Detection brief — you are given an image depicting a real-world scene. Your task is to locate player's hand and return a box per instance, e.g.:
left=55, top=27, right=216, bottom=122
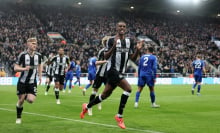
left=113, top=36, right=120, bottom=47
left=154, top=79, right=156, bottom=83
left=24, top=66, right=31, bottom=71
left=136, top=40, right=144, bottom=51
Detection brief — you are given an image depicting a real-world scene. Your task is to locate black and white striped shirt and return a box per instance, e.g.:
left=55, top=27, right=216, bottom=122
left=46, top=62, right=55, bottom=76
left=16, top=51, right=42, bottom=84
left=51, top=55, right=70, bottom=76
left=96, top=48, right=107, bottom=77
left=106, top=37, right=134, bottom=74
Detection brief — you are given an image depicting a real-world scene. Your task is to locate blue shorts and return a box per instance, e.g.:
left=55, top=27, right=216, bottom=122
left=88, top=72, right=96, bottom=80
left=194, top=75, right=202, bottom=82
left=75, top=73, right=81, bottom=79
left=138, top=76, right=155, bottom=87
left=65, top=71, right=74, bottom=80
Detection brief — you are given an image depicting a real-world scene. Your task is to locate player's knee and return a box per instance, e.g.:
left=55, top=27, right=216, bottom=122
left=101, top=92, right=112, bottom=100
left=26, top=98, right=34, bottom=104
left=126, top=89, right=132, bottom=93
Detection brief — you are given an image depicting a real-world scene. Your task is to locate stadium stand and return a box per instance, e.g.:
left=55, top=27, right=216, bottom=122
left=0, top=3, right=219, bottom=77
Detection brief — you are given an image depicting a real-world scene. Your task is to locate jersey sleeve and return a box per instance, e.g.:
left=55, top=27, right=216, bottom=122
left=39, top=54, right=42, bottom=65
left=153, top=56, right=157, bottom=79
left=138, top=58, right=142, bottom=77
left=15, top=53, right=24, bottom=65
left=105, top=38, right=114, bottom=52
left=66, top=56, right=70, bottom=65
left=129, top=39, right=135, bottom=55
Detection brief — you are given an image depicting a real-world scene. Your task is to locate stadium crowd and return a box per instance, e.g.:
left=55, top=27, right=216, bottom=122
left=0, top=3, right=219, bottom=76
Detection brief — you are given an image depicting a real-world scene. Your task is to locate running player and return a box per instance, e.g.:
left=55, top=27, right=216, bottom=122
left=44, top=53, right=55, bottom=95
left=80, top=21, right=143, bottom=129
left=49, top=47, right=70, bottom=104
left=87, top=36, right=110, bottom=115
left=14, top=37, right=42, bottom=124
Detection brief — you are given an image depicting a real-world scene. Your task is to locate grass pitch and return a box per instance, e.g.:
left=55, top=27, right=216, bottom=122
left=0, top=84, right=220, bottom=133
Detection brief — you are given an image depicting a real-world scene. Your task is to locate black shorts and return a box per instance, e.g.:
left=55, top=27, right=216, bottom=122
left=46, top=74, right=53, bottom=82
left=106, top=69, right=124, bottom=88
left=92, top=75, right=107, bottom=89
left=17, top=82, right=37, bottom=96
left=54, top=74, right=65, bottom=85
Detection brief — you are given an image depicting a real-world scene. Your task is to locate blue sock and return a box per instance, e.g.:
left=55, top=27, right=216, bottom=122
left=135, top=91, right=140, bottom=102
left=74, top=80, right=77, bottom=85
left=79, top=81, right=81, bottom=86
left=192, top=83, right=197, bottom=89
left=150, top=92, right=155, bottom=103
left=197, top=85, right=201, bottom=93
left=64, top=80, right=68, bottom=90
left=85, top=84, right=91, bottom=90
left=69, top=81, right=72, bottom=90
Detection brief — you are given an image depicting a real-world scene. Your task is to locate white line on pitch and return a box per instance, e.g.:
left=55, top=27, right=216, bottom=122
left=0, top=107, right=164, bottom=133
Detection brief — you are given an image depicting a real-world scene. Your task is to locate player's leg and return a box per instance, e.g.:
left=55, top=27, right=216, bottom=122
left=45, top=77, right=50, bottom=95
left=83, top=73, right=94, bottom=89
left=147, top=76, right=160, bottom=108
left=63, top=73, right=70, bottom=92
left=135, top=76, right=145, bottom=108
left=26, top=83, right=37, bottom=103
left=115, top=79, right=131, bottom=129
left=197, top=76, right=202, bottom=95
left=148, top=86, right=160, bottom=108
left=90, top=76, right=102, bottom=102
left=54, top=75, right=61, bottom=104
left=135, top=86, right=143, bottom=108
left=16, top=83, right=26, bottom=124
left=192, top=75, right=198, bottom=95
left=83, top=73, right=94, bottom=95
left=68, top=73, right=73, bottom=93
left=80, top=83, right=115, bottom=119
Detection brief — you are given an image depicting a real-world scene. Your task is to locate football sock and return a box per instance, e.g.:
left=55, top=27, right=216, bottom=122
left=89, top=94, right=96, bottom=102
left=78, top=80, right=81, bottom=86
left=197, top=85, right=201, bottom=93
left=16, top=105, right=23, bottom=118
left=46, top=85, right=50, bottom=92
left=85, top=83, right=91, bottom=90
left=118, top=91, right=130, bottom=115
left=87, top=95, right=102, bottom=108
left=64, top=81, right=67, bottom=90
left=150, top=91, right=155, bottom=103
left=135, top=91, right=140, bottom=102
left=192, top=83, right=197, bottom=89
left=54, top=88, right=59, bottom=99
left=69, top=81, right=72, bottom=89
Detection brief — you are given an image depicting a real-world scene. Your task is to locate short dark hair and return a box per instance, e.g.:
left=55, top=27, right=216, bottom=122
left=148, top=47, right=154, bottom=53
left=117, top=21, right=126, bottom=26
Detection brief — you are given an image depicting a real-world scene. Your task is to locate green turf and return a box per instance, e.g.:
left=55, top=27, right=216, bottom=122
left=0, top=84, right=220, bottom=133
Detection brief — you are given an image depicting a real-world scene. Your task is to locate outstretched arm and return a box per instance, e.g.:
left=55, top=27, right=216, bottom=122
left=130, top=41, right=144, bottom=61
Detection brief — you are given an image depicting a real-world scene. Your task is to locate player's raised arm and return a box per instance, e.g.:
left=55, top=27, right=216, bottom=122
left=130, top=40, right=144, bottom=61
left=95, top=60, right=108, bottom=65
left=104, top=36, right=118, bottom=59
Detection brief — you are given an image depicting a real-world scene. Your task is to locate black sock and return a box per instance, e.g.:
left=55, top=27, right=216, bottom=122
left=89, top=94, right=96, bottom=102
left=46, top=85, right=50, bottom=92
left=16, top=106, right=23, bottom=118
left=55, top=89, right=59, bottom=99
left=118, top=94, right=129, bottom=116
left=87, top=96, right=102, bottom=108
